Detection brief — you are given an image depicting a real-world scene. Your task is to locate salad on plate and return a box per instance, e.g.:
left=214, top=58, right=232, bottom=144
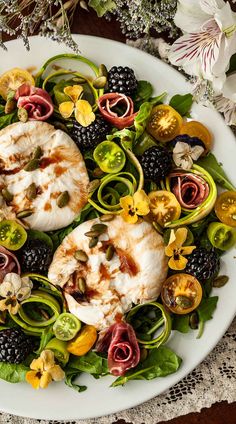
left=0, top=54, right=235, bottom=392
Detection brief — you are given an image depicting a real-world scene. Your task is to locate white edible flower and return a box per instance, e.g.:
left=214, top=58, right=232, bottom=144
left=214, top=73, right=236, bottom=125
left=0, top=273, right=33, bottom=315
left=173, top=141, right=204, bottom=170
left=169, top=0, right=236, bottom=92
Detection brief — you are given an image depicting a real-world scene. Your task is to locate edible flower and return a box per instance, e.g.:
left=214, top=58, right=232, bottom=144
left=0, top=273, right=32, bottom=315
left=173, top=141, right=204, bottom=170
left=26, top=349, right=65, bottom=390
left=59, top=85, right=95, bottom=127
left=120, top=190, right=150, bottom=224
left=165, top=228, right=196, bottom=270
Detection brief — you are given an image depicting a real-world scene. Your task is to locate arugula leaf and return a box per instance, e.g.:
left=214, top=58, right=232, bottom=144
left=134, top=80, right=153, bottom=108
left=169, top=93, right=193, bottom=116
left=197, top=153, right=235, bottom=191
left=172, top=314, right=190, bottom=333
left=0, top=362, right=29, bottom=383
left=88, top=0, right=116, bottom=17
left=197, top=296, right=218, bottom=338
left=134, top=102, right=152, bottom=140
left=0, top=111, right=18, bottom=130
left=64, top=368, right=87, bottom=393
left=149, top=92, right=167, bottom=106
left=111, top=346, right=181, bottom=387
left=69, top=351, right=108, bottom=376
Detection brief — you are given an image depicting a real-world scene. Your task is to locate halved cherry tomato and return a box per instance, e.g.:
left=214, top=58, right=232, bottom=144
left=0, top=68, right=35, bottom=100
left=147, top=105, right=183, bottom=142
left=67, top=324, right=97, bottom=356
left=93, top=141, right=126, bottom=174
left=214, top=191, right=236, bottom=227
left=180, top=121, right=213, bottom=151
left=207, top=222, right=236, bottom=251
left=161, top=273, right=202, bottom=315
left=148, top=190, right=181, bottom=227
left=0, top=220, right=27, bottom=250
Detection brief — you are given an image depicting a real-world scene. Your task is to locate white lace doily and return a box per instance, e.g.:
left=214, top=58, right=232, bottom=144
left=0, top=37, right=236, bottom=424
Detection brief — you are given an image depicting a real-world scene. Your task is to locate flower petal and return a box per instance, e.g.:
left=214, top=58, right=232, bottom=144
left=0, top=299, right=8, bottom=312
left=25, top=371, right=41, bottom=390
left=40, top=371, right=52, bottom=389
left=120, top=195, right=134, bottom=210
left=168, top=255, right=188, bottom=270
left=3, top=273, right=22, bottom=294
left=181, top=245, right=196, bottom=255
left=75, top=100, right=95, bottom=127
left=59, top=101, right=74, bottom=119
left=120, top=209, right=138, bottom=224
left=48, top=365, right=65, bottom=382
left=40, top=349, right=55, bottom=371
left=0, top=281, right=14, bottom=298
left=133, top=190, right=150, bottom=216
left=175, top=0, right=208, bottom=33
left=30, top=357, right=44, bottom=372
left=200, top=0, right=225, bottom=15
left=64, top=85, right=83, bottom=103
left=191, top=145, right=205, bottom=160
left=222, top=73, right=236, bottom=103
left=8, top=301, right=20, bottom=315
left=174, top=227, right=188, bottom=247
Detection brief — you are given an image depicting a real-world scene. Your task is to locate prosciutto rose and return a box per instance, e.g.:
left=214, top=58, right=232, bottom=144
left=96, top=322, right=140, bottom=376
left=170, top=171, right=210, bottom=210
left=0, top=246, right=21, bottom=283
left=15, top=83, right=54, bottom=121
left=98, top=93, right=137, bottom=130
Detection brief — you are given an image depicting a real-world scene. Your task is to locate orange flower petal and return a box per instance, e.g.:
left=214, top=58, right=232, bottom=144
left=75, top=100, right=95, bottom=127
left=168, top=255, right=188, bottom=271
left=59, top=101, right=74, bottom=119
left=120, top=209, right=138, bottom=224
left=174, top=228, right=188, bottom=247
left=25, top=371, right=41, bottom=390
left=120, top=195, right=134, bottom=211
left=64, top=85, right=83, bottom=103
left=49, top=365, right=65, bottom=382
left=30, top=357, right=44, bottom=372
left=133, top=190, right=150, bottom=216
left=40, top=349, right=55, bottom=371
left=181, top=245, right=196, bottom=255
left=40, top=371, right=52, bottom=389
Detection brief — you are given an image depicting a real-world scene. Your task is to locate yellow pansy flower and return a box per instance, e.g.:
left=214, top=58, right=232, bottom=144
left=120, top=190, right=150, bottom=224
left=59, top=85, right=95, bottom=127
left=26, top=350, right=65, bottom=390
left=165, top=227, right=196, bottom=270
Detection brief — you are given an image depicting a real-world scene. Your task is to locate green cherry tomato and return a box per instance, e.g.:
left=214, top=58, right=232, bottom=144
left=0, top=220, right=27, bottom=250
left=207, top=222, right=236, bottom=251
left=53, top=312, right=81, bottom=341
left=46, top=337, right=70, bottom=366
left=93, top=141, right=126, bottom=174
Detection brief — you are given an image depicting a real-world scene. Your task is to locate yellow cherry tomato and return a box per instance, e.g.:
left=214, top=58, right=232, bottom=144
left=161, top=273, right=202, bottom=315
left=214, top=191, right=236, bottom=228
left=67, top=325, right=97, bottom=356
left=0, top=68, right=35, bottom=100
left=148, top=190, right=181, bottom=227
left=180, top=120, right=213, bottom=151
left=147, top=105, right=183, bottom=142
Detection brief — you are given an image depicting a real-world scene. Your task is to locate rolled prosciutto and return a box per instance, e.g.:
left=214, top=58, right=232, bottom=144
left=98, top=93, right=137, bottom=130
left=0, top=246, right=21, bottom=283
left=16, top=83, right=54, bottom=121
left=170, top=171, right=210, bottom=209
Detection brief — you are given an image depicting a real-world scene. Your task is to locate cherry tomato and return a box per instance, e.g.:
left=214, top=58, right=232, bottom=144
left=147, top=105, right=183, bottom=142
left=207, top=222, right=236, bottom=251
left=45, top=338, right=70, bottom=366
left=0, top=68, right=35, bottom=100
left=148, top=190, right=181, bottom=227
left=180, top=121, right=213, bottom=151
left=161, top=273, right=202, bottom=315
left=93, top=141, right=126, bottom=174
left=0, top=220, right=27, bottom=250
left=67, top=325, right=97, bottom=356
left=53, top=312, right=81, bottom=341
left=214, top=191, right=236, bottom=228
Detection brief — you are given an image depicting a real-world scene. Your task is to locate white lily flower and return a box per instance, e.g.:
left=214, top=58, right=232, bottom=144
left=173, top=141, right=204, bottom=170
left=169, top=0, right=236, bottom=92
left=0, top=273, right=33, bottom=315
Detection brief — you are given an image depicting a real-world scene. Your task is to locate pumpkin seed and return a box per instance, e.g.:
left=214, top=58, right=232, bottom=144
left=91, top=223, right=108, bottom=234
left=57, top=191, right=70, bottom=208
left=100, top=214, right=114, bottom=222
left=5, top=99, right=16, bottom=114
left=74, top=249, right=88, bottom=262
left=72, top=76, right=87, bottom=84
left=93, top=76, right=107, bottom=89
left=175, top=295, right=193, bottom=309
left=213, top=275, right=229, bottom=288
left=18, top=107, right=28, bottom=123
left=189, top=312, right=199, bottom=330
left=89, top=237, right=98, bottom=248
left=76, top=277, right=86, bottom=294
left=16, top=209, right=33, bottom=218
left=140, top=348, right=148, bottom=362
left=1, top=188, right=13, bottom=202
left=33, top=146, right=43, bottom=160
left=24, top=158, right=40, bottom=172
left=88, top=179, right=100, bottom=194
left=85, top=230, right=100, bottom=238
left=26, top=183, right=37, bottom=200
left=93, top=167, right=104, bottom=177
left=98, top=64, right=108, bottom=78
left=106, top=245, right=115, bottom=261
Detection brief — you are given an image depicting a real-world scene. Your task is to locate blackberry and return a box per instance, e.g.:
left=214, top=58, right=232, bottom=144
left=69, top=116, right=111, bottom=152
left=140, top=146, right=172, bottom=183
left=108, top=66, right=138, bottom=96
left=20, top=238, right=53, bottom=275
left=170, top=134, right=205, bottom=149
left=185, top=247, right=220, bottom=280
left=0, top=328, right=34, bottom=364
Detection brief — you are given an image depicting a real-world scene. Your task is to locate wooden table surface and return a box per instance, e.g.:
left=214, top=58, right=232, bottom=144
left=2, top=5, right=236, bottom=424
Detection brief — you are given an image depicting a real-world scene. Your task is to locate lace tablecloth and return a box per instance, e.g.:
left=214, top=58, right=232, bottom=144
left=0, top=38, right=236, bottom=424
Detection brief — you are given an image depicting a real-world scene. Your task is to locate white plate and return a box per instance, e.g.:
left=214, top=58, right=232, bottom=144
left=0, top=35, right=236, bottom=421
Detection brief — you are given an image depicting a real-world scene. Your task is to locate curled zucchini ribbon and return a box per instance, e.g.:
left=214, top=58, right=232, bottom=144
left=10, top=274, right=63, bottom=335
left=165, top=164, right=217, bottom=228
left=126, top=302, right=172, bottom=349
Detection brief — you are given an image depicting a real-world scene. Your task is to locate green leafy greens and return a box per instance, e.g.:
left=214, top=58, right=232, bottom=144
left=0, top=362, right=29, bottom=383
left=197, top=296, right=219, bottom=338
left=197, top=153, right=235, bottom=191
left=169, top=93, right=193, bottom=116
